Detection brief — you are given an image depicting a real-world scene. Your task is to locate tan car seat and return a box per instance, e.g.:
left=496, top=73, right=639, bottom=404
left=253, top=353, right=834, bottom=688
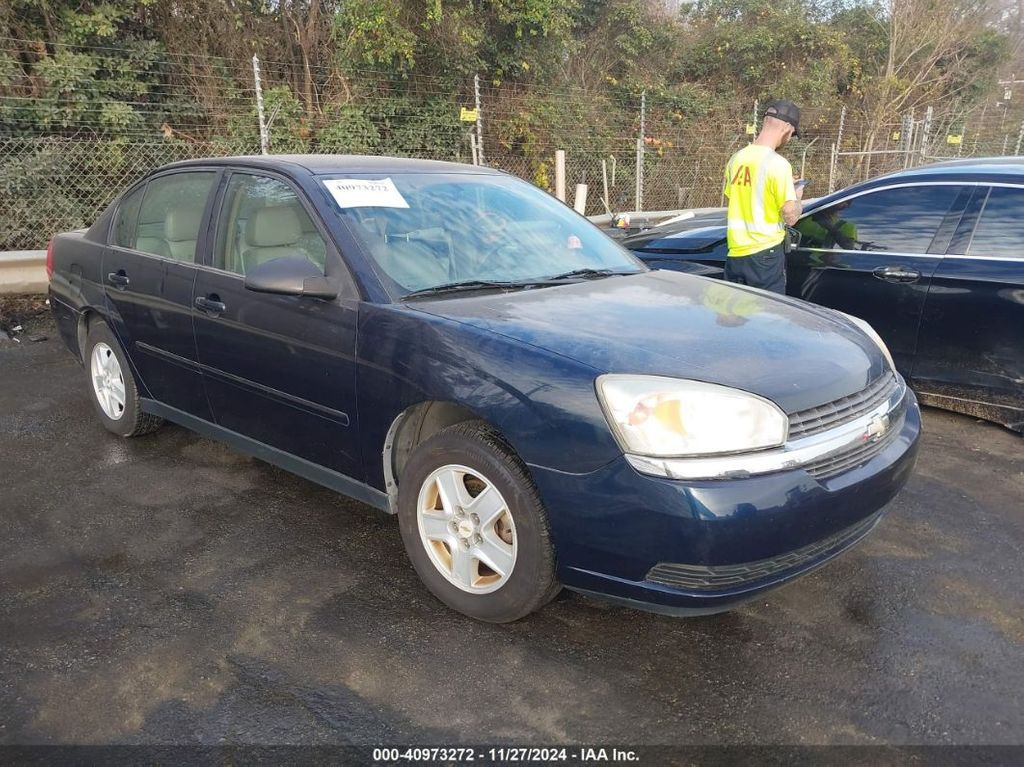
left=134, top=208, right=169, bottom=258
left=164, top=207, right=204, bottom=261
left=242, top=206, right=308, bottom=273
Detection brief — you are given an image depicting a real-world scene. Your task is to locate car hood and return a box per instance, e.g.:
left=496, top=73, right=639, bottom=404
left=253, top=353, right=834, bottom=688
left=411, top=271, right=886, bottom=414
left=625, top=223, right=727, bottom=252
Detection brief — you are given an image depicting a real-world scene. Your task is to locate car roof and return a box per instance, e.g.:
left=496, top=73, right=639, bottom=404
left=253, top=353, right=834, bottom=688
left=801, top=156, right=1024, bottom=214
left=853, top=156, right=1024, bottom=187
left=156, top=154, right=503, bottom=177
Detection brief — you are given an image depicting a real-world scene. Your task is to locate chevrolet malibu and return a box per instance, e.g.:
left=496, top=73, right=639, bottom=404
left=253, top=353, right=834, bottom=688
left=47, top=155, right=921, bottom=622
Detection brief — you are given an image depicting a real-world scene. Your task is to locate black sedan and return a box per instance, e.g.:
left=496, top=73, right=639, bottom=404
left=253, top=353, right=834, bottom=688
left=625, top=158, right=1024, bottom=433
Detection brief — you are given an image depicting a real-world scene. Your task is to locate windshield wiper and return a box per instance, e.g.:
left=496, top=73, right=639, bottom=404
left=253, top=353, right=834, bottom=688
left=402, top=270, right=637, bottom=300
left=539, top=268, right=633, bottom=281
left=402, top=279, right=541, bottom=300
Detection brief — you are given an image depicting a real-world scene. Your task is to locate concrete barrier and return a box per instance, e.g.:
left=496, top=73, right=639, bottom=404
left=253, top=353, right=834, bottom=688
left=0, top=251, right=47, bottom=295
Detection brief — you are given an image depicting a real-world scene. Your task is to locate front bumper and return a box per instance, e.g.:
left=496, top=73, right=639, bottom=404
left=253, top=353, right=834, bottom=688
left=529, top=391, right=921, bottom=614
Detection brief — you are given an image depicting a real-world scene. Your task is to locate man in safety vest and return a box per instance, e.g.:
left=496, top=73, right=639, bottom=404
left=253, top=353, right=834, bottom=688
left=722, top=100, right=804, bottom=294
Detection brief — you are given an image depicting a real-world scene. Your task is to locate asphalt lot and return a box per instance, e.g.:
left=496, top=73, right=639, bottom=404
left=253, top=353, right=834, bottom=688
left=1, top=315, right=1022, bottom=746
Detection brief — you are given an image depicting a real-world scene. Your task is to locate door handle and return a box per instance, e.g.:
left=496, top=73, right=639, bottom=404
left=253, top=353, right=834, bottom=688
left=872, top=265, right=921, bottom=283
left=195, top=295, right=227, bottom=315
left=107, top=271, right=130, bottom=290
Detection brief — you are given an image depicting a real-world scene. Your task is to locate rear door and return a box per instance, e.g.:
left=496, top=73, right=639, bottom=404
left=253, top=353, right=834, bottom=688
left=192, top=170, right=363, bottom=479
left=788, top=183, right=968, bottom=373
left=914, top=185, right=1024, bottom=417
left=101, top=170, right=220, bottom=419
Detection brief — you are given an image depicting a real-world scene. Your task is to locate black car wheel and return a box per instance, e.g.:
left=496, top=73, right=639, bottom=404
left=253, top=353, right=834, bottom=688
left=85, top=320, right=164, bottom=438
left=397, top=420, right=560, bottom=622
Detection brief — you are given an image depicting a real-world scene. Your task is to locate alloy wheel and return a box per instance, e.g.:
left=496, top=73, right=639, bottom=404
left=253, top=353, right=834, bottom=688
left=416, top=464, right=518, bottom=594
left=90, top=342, right=126, bottom=421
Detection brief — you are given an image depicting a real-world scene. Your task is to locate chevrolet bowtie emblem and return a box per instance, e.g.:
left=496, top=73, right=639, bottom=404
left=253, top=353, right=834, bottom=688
left=864, top=413, right=891, bottom=442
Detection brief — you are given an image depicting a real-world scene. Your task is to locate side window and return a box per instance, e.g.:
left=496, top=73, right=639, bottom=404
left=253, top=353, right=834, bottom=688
left=966, top=187, right=1024, bottom=259
left=134, top=172, right=217, bottom=262
left=214, top=173, right=328, bottom=275
left=113, top=185, right=144, bottom=248
left=797, top=185, right=962, bottom=253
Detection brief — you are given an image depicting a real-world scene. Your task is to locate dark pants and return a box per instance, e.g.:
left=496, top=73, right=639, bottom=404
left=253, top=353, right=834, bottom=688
left=724, top=244, right=787, bottom=294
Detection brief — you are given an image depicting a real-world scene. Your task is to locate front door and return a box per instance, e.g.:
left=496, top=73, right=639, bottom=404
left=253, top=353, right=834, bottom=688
left=788, top=183, right=967, bottom=373
left=101, top=170, right=219, bottom=419
left=192, top=171, right=363, bottom=479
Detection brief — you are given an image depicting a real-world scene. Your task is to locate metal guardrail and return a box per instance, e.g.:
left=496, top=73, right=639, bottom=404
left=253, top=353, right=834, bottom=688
left=587, top=207, right=724, bottom=226
left=0, top=251, right=47, bottom=295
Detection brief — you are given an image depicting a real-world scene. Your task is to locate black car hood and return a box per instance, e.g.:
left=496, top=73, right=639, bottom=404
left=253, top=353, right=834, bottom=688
left=625, top=223, right=727, bottom=252
left=412, top=271, right=886, bottom=414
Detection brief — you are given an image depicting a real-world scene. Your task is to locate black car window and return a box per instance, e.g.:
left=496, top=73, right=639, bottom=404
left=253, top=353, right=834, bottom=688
left=966, top=187, right=1024, bottom=259
left=113, top=185, right=144, bottom=249
left=797, top=185, right=962, bottom=253
left=134, top=172, right=217, bottom=262
left=214, top=173, right=327, bottom=276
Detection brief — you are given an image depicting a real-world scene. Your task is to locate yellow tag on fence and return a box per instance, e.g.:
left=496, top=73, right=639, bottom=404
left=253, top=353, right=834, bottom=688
left=947, top=135, right=963, bottom=145
left=745, top=124, right=755, bottom=135
left=460, top=107, right=479, bottom=122
left=891, top=131, right=901, bottom=141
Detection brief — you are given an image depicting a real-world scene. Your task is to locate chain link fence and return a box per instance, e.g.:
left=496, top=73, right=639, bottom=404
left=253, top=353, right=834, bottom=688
left=5, top=41, right=1024, bottom=249
left=0, top=136, right=260, bottom=250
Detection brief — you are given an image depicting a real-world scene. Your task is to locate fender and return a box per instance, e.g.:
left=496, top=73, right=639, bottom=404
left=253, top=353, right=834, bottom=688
left=355, top=302, right=622, bottom=493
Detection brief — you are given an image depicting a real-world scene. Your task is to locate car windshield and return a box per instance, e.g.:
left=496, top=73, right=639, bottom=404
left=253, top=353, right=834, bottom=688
left=318, top=172, right=645, bottom=298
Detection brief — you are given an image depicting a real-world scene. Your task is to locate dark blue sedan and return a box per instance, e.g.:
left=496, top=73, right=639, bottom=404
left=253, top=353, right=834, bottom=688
left=626, top=158, right=1024, bottom=433
left=47, top=155, right=920, bottom=622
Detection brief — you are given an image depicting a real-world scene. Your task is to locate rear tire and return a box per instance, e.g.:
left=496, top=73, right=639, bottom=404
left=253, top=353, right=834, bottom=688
left=85, top=320, right=164, bottom=438
left=397, top=420, right=560, bottom=622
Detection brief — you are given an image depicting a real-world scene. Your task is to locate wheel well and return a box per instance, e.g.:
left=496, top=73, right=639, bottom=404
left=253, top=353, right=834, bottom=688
left=383, top=401, right=484, bottom=513
left=77, top=309, right=100, bottom=362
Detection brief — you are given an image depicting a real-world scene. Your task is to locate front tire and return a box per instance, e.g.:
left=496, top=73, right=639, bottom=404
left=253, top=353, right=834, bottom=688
left=397, top=420, right=560, bottom=622
left=85, top=320, right=164, bottom=438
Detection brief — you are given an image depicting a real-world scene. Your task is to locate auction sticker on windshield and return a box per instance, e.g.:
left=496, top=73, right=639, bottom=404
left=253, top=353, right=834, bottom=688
left=324, top=177, right=410, bottom=209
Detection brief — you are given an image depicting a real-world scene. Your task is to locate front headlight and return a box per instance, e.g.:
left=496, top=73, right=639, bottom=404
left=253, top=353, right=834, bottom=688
left=595, top=375, right=788, bottom=457
left=840, top=313, right=895, bottom=372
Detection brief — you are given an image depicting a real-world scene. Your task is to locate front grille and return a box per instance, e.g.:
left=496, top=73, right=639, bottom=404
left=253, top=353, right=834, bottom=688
left=788, top=373, right=899, bottom=441
left=803, top=415, right=903, bottom=480
left=645, top=511, right=883, bottom=592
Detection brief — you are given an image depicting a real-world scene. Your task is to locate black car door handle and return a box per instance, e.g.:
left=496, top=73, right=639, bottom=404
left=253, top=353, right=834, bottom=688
left=195, top=295, right=227, bottom=315
left=107, top=271, right=130, bottom=289
left=873, top=265, right=921, bottom=283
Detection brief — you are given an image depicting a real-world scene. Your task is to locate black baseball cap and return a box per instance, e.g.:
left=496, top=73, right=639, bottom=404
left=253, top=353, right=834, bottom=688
left=764, top=99, right=801, bottom=137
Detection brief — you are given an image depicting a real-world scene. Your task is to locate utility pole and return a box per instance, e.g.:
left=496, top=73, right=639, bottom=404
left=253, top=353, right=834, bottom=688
left=474, top=74, right=485, bottom=165
left=635, top=90, right=645, bottom=212
left=253, top=55, right=269, bottom=155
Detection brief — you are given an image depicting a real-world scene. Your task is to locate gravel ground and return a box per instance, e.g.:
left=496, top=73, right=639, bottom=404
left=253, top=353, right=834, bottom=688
left=1, top=313, right=1022, bottom=746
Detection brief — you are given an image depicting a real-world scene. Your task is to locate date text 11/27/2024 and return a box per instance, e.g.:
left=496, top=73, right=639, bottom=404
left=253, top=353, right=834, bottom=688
left=372, top=747, right=640, bottom=762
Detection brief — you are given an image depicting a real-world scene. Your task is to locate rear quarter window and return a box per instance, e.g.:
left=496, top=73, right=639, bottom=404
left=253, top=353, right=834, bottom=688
left=113, top=186, right=145, bottom=248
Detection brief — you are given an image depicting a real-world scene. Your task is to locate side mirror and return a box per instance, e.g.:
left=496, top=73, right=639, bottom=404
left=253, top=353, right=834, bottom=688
left=244, top=255, right=338, bottom=300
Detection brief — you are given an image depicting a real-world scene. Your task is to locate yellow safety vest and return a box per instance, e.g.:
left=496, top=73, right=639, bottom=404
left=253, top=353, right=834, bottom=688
left=723, top=144, right=797, bottom=258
